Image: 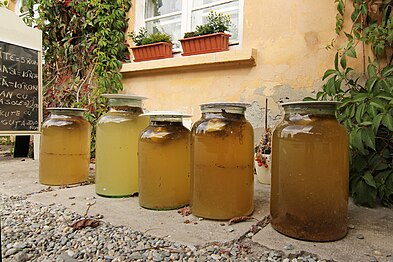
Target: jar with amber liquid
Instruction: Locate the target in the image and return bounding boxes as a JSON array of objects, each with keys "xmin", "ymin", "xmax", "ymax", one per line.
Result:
[
  {"xmin": 95, "ymin": 94, "xmax": 149, "ymax": 197},
  {"xmin": 191, "ymin": 102, "xmax": 254, "ymax": 220},
  {"xmin": 39, "ymin": 108, "xmax": 91, "ymax": 185},
  {"xmin": 270, "ymin": 101, "xmax": 349, "ymax": 241},
  {"xmin": 139, "ymin": 111, "xmax": 192, "ymax": 210}
]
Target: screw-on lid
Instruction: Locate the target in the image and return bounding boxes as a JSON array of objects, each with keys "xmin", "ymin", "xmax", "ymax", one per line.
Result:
[
  {"xmin": 101, "ymin": 94, "xmax": 147, "ymax": 100},
  {"xmin": 200, "ymin": 102, "xmax": 251, "ymax": 114},
  {"xmin": 280, "ymin": 101, "xmax": 341, "ymax": 107},
  {"xmin": 101, "ymin": 94, "xmax": 147, "ymax": 107},
  {"xmin": 46, "ymin": 107, "xmax": 86, "ymax": 116},
  {"xmin": 141, "ymin": 111, "xmax": 192, "ymax": 122}
]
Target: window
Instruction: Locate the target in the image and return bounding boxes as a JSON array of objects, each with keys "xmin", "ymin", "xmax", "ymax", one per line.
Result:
[{"xmin": 136, "ymin": 0, "xmax": 243, "ymax": 49}]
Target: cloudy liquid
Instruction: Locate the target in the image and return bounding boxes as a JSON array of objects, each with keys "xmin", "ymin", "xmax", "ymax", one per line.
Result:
[
  {"xmin": 139, "ymin": 123, "xmax": 190, "ymax": 210},
  {"xmin": 191, "ymin": 114, "xmax": 254, "ymax": 220},
  {"xmin": 95, "ymin": 112, "xmax": 148, "ymax": 197},
  {"xmin": 39, "ymin": 117, "xmax": 90, "ymax": 185},
  {"xmin": 271, "ymin": 115, "xmax": 349, "ymax": 241}
]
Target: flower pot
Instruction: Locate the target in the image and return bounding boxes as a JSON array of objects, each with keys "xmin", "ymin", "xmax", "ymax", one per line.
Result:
[
  {"xmin": 179, "ymin": 32, "xmax": 231, "ymax": 56},
  {"xmin": 255, "ymin": 154, "xmax": 271, "ymax": 185},
  {"xmin": 130, "ymin": 42, "xmax": 173, "ymax": 62}
]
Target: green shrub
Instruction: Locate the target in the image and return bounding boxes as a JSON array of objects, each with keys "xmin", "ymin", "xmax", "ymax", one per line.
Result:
[
  {"xmin": 306, "ymin": 0, "xmax": 393, "ymax": 207},
  {"xmin": 184, "ymin": 11, "xmax": 231, "ymax": 38},
  {"xmin": 130, "ymin": 28, "xmax": 172, "ymax": 46}
]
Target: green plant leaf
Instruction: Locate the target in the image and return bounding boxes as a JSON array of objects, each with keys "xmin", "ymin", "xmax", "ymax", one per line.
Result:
[
  {"xmin": 370, "ymin": 98, "xmax": 386, "ymax": 110},
  {"xmin": 340, "ymin": 54, "xmax": 347, "ymax": 69},
  {"xmin": 350, "ymin": 128, "xmax": 364, "ymax": 152},
  {"xmin": 334, "ymin": 52, "xmax": 339, "ymax": 71},
  {"xmin": 351, "ymin": 93, "xmax": 369, "ymax": 102},
  {"xmin": 346, "ymin": 46, "xmax": 357, "ymax": 58},
  {"xmin": 363, "ymin": 171, "xmax": 377, "ymax": 188},
  {"xmin": 355, "ymin": 103, "xmax": 366, "ymax": 123},
  {"xmin": 367, "ymin": 63, "xmax": 378, "ymax": 78},
  {"xmin": 373, "ymin": 113, "xmax": 384, "ymax": 133},
  {"xmin": 351, "ymin": 175, "xmax": 377, "ymax": 207},
  {"xmin": 381, "ymin": 65, "xmax": 393, "ymax": 77},
  {"xmin": 382, "ymin": 113, "xmax": 393, "ymax": 131},
  {"xmin": 365, "ymin": 77, "xmax": 378, "ymax": 91},
  {"xmin": 361, "ymin": 127, "xmax": 376, "ymax": 151},
  {"xmin": 322, "ymin": 69, "xmax": 338, "ymax": 80}
]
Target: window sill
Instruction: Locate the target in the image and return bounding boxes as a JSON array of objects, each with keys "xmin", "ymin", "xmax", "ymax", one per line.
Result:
[{"xmin": 120, "ymin": 48, "xmax": 257, "ymax": 75}]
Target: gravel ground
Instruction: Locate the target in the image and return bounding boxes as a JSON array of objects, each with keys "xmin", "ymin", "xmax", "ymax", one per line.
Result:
[{"xmin": 1, "ymin": 194, "xmax": 329, "ymax": 261}]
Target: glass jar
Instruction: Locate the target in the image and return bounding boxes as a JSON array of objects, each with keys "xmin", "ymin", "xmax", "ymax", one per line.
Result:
[
  {"xmin": 270, "ymin": 101, "xmax": 349, "ymax": 241},
  {"xmin": 191, "ymin": 102, "xmax": 254, "ymax": 220},
  {"xmin": 95, "ymin": 94, "xmax": 149, "ymax": 197},
  {"xmin": 138, "ymin": 111, "xmax": 192, "ymax": 210},
  {"xmin": 39, "ymin": 108, "xmax": 91, "ymax": 185}
]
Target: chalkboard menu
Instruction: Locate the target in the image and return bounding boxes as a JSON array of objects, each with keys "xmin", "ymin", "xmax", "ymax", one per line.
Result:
[{"xmin": 0, "ymin": 41, "xmax": 40, "ymax": 132}]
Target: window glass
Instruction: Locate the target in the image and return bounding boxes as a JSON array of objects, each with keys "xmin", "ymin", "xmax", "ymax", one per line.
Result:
[
  {"xmin": 191, "ymin": 1, "xmax": 239, "ymax": 41},
  {"xmin": 192, "ymin": 0, "xmax": 226, "ymax": 8},
  {"xmin": 142, "ymin": 0, "xmax": 241, "ymax": 49},
  {"xmin": 145, "ymin": 0, "xmax": 182, "ymax": 18},
  {"xmin": 145, "ymin": 15, "xmax": 182, "ymax": 48}
]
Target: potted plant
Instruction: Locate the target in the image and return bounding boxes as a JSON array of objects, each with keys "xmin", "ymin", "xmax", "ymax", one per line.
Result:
[
  {"xmin": 255, "ymin": 99, "xmax": 272, "ymax": 185},
  {"xmin": 129, "ymin": 28, "xmax": 173, "ymax": 62},
  {"xmin": 179, "ymin": 11, "xmax": 231, "ymax": 56}
]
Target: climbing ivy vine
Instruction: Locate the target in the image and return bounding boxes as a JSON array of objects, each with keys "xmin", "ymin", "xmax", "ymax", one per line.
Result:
[
  {"xmin": 307, "ymin": 0, "xmax": 393, "ymax": 207},
  {"xmin": 23, "ymin": 0, "xmax": 132, "ymax": 157}
]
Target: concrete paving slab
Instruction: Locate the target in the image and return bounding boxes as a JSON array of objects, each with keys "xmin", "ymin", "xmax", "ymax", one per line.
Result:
[{"xmin": 0, "ymin": 158, "xmax": 46, "ymax": 195}]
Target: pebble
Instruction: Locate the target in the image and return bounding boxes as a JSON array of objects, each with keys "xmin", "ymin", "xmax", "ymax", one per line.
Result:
[
  {"xmin": 211, "ymin": 254, "xmax": 221, "ymax": 260},
  {"xmin": 374, "ymin": 250, "xmax": 382, "ymax": 256},
  {"xmin": 348, "ymin": 224, "xmax": 355, "ymax": 229},
  {"xmin": 356, "ymin": 234, "xmax": 365, "ymax": 239},
  {"xmin": 284, "ymin": 244, "xmax": 294, "ymax": 250},
  {"xmin": 228, "ymin": 227, "xmax": 235, "ymax": 232},
  {"xmin": 5, "ymin": 248, "xmax": 18, "ymax": 257},
  {"xmin": 13, "ymin": 251, "xmax": 29, "ymax": 262}
]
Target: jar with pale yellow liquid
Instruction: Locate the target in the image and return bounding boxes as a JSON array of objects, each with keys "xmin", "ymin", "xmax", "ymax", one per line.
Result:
[
  {"xmin": 138, "ymin": 111, "xmax": 192, "ymax": 210},
  {"xmin": 270, "ymin": 101, "xmax": 349, "ymax": 241},
  {"xmin": 95, "ymin": 94, "xmax": 149, "ymax": 197},
  {"xmin": 191, "ymin": 102, "xmax": 254, "ymax": 220},
  {"xmin": 39, "ymin": 108, "xmax": 91, "ymax": 185}
]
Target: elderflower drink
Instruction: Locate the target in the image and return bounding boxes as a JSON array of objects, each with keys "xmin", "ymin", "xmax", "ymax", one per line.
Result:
[
  {"xmin": 95, "ymin": 94, "xmax": 149, "ymax": 197},
  {"xmin": 39, "ymin": 108, "xmax": 91, "ymax": 185},
  {"xmin": 138, "ymin": 112, "xmax": 192, "ymax": 210},
  {"xmin": 191, "ymin": 102, "xmax": 254, "ymax": 220},
  {"xmin": 270, "ymin": 101, "xmax": 349, "ymax": 241}
]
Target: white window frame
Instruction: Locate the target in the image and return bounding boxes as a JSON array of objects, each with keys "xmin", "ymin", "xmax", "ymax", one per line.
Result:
[{"xmin": 134, "ymin": 0, "xmax": 244, "ymax": 51}]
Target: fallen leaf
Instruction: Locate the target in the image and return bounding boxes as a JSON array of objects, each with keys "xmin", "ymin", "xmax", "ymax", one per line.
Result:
[
  {"xmin": 177, "ymin": 206, "xmax": 191, "ymax": 216},
  {"xmin": 69, "ymin": 218, "xmax": 100, "ymax": 230},
  {"xmin": 228, "ymin": 216, "xmax": 255, "ymax": 225}
]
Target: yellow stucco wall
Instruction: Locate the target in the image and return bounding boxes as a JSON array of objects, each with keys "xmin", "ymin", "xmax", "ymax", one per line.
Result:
[{"xmin": 122, "ymin": 1, "xmax": 362, "ymax": 140}]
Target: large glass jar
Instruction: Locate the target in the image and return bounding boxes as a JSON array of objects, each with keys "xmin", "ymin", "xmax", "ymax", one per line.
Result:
[
  {"xmin": 95, "ymin": 94, "xmax": 149, "ymax": 197},
  {"xmin": 270, "ymin": 101, "xmax": 349, "ymax": 241},
  {"xmin": 191, "ymin": 102, "xmax": 254, "ymax": 220},
  {"xmin": 138, "ymin": 111, "xmax": 192, "ymax": 210},
  {"xmin": 39, "ymin": 108, "xmax": 91, "ymax": 185}
]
